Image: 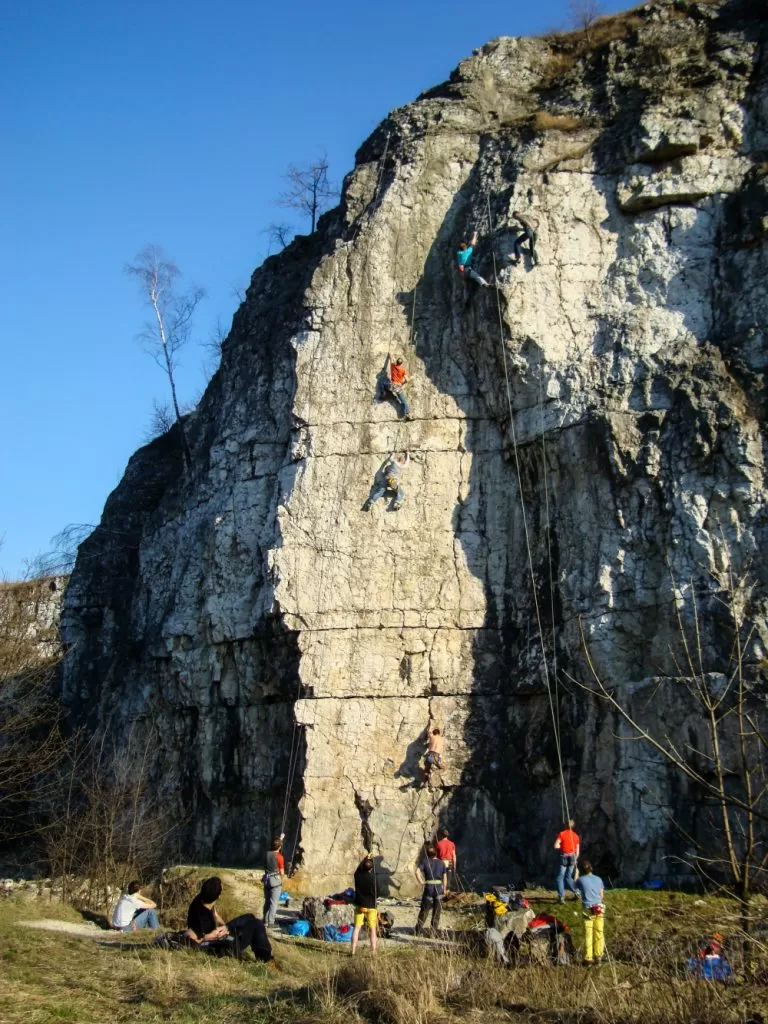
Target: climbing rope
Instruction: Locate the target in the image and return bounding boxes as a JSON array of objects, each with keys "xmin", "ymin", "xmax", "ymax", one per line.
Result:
[
  {"xmin": 539, "ymin": 369, "xmax": 565, "ymax": 823},
  {"xmin": 485, "ymin": 189, "xmax": 570, "ymax": 824},
  {"xmin": 279, "ymin": 134, "xmax": 396, "ymax": 845}
]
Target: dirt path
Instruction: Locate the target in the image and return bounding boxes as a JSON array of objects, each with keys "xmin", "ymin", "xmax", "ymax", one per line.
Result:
[{"xmin": 19, "ymin": 919, "xmax": 122, "ymax": 939}]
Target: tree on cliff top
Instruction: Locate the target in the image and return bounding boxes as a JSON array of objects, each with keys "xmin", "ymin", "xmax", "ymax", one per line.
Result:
[
  {"xmin": 126, "ymin": 246, "xmax": 204, "ymax": 469},
  {"xmin": 277, "ymin": 156, "xmax": 338, "ymax": 233}
]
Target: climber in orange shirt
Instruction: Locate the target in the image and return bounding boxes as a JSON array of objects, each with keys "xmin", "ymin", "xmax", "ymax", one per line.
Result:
[{"xmin": 385, "ymin": 352, "xmax": 411, "ymax": 419}]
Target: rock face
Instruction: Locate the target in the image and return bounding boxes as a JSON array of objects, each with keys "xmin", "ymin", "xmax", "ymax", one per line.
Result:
[{"xmin": 62, "ymin": 0, "xmax": 768, "ymax": 892}]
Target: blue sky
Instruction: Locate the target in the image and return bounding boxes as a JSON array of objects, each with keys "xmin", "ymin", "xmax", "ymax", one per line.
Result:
[{"xmin": 0, "ymin": 0, "xmax": 628, "ymax": 579}]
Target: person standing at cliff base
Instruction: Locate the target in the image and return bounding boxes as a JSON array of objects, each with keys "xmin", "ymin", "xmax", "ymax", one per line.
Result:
[
  {"xmin": 263, "ymin": 834, "xmax": 285, "ymax": 928},
  {"xmin": 456, "ymin": 232, "xmax": 490, "ymax": 288},
  {"xmin": 510, "ymin": 211, "xmax": 539, "ymax": 267},
  {"xmin": 385, "ymin": 353, "xmax": 411, "ymax": 419},
  {"xmin": 554, "ymin": 819, "xmax": 580, "ymax": 902},
  {"xmin": 435, "ymin": 827, "xmax": 457, "ymax": 893},
  {"xmin": 351, "ymin": 854, "xmax": 378, "ymax": 956},
  {"xmin": 111, "ymin": 881, "xmax": 160, "ymax": 931},
  {"xmin": 414, "ymin": 844, "xmax": 447, "ymax": 937},
  {"xmin": 576, "ymin": 861, "xmax": 605, "ymax": 965}
]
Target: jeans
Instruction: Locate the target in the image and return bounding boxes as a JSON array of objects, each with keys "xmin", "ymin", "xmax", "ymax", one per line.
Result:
[
  {"xmin": 582, "ymin": 907, "xmax": 605, "ymax": 961},
  {"xmin": 556, "ymin": 855, "xmax": 578, "ymax": 899},
  {"xmin": 263, "ymin": 882, "xmax": 281, "ymax": 926},
  {"xmin": 385, "ymin": 382, "xmax": 410, "ymax": 418},
  {"xmin": 367, "ymin": 482, "xmax": 404, "ymax": 508},
  {"xmin": 513, "ymin": 229, "xmax": 537, "ymax": 263},
  {"xmin": 122, "ymin": 907, "xmax": 159, "ymax": 931},
  {"xmin": 414, "ymin": 888, "xmax": 442, "ymax": 934},
  {"xmin": 462, "ymin": 266, "xmax": 489, "ymax": 287}
]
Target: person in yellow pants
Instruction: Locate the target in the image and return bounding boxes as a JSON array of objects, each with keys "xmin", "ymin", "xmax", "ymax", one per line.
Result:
[
  {"xmin": 575, "ymin": 861, "xmax": 605, "ymax": 964},
  {"xmin": 351, "ymin": 855, "xmax": 378, "ymax": 956}
]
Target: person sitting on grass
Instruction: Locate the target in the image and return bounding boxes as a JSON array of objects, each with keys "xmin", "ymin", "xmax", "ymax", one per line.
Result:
[
  {"xmin": 186, "ymin": 876, "xmax": 274, "ymax": 965},
  {"xmin": 351, "ymin": 854, "xmax": 378, "ymax": 956},
  {"xmin": 111, "ymin": 881, "xmax": 160, "ymax": 931}
]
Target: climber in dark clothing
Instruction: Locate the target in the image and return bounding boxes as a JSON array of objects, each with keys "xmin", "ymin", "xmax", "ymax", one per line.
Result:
[
  {"xmin": 456, "ymin": 231, "xmax": 490, "ymax": 287},
  {"xmin": 414, "ymin": 844, "xmax": 447, "ymax": 936},
  {"xmin": 510, "ymin": 211, "xmax": 539, "ymax": 266},
  {"xmin": 351, "ymin": 855, "xmax": 378, "ymax": 955},
  {"xmin": 362, "ymin": 452, "xmax": 409, "ymax": 511}
]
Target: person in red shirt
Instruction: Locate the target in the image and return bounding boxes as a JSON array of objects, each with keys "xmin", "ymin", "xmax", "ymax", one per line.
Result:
[
  {"xmin": 384, "ymin": 352, "xmax": 411, "ymax": 419},
  {"xmin": 263, "ymin": 834, "xmax": 285, "ymax": 927},
  {"xmin": 554, "ymin": 819, "xmax": 580, "ymax": 903},
  {"xmin": 435, "ymin": 827, "xmax": 457, "ymax": 894}
]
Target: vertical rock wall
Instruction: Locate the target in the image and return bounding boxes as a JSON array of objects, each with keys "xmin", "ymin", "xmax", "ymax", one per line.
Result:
[{"xmin": 62, "ymin": 0, "xmax": 767, "ymax": 890}]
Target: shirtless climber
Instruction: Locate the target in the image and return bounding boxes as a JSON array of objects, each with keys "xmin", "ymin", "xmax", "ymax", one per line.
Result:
[
  {"xmin": 362, "ymin": 452, "xmax": 409, "ymax": 512},
  {"xmin": 424, "ymin": 718, "xmax": 445, "ymax": 780},
  {"xmin": 385, "ymin": 352, "xmax": 411, "ymax": 419},
  {"xmin": 510, "ymin": 211, "xmax": 539, "ymax": 267},
  {"xmin": 456, "ymin": 232, "xmax": 491, "ymax": 288}
]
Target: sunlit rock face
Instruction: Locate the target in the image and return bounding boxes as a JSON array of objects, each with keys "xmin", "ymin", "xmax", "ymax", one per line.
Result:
[{"xmin": 62, "ymin": 0, "xmax": 767, "ymax": 891}]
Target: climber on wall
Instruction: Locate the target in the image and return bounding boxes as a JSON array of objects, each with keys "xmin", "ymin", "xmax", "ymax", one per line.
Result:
[
  {"xmin": 510, "ymin": 211, "xmax": 539, "ymax": 267},
  {"xmin": 456, "ymin": 231, "xmax": 491, "ymax": 288},
  {"xmin": 424, "ymin": 717, "xmax": 445, "ymax": 781},
  {"xmin": 362, "ymin": 452, "xmax": 409, "ymax": 512},
  {"xmin": 384, "ymin": 352, "xmax": 411, "ymax": 419}
]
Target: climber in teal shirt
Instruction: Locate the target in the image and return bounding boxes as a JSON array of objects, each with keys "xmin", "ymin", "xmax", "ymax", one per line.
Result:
[{"xmin": 456, "ymin": 232, "xmax": 490, "ymax": 288}]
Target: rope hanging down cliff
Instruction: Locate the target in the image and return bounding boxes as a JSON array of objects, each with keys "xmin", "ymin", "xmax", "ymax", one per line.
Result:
[
  {"xmin": 280, "ymin": 135, "xmax": 396, "ymax": 846},
  {"xmin": 485, "ymin": 190, "xmax": 570, "ymax": 823}
]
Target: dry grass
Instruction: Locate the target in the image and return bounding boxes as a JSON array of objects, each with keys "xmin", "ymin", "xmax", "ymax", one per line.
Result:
[
  {"xmin": 0, "ymin": 889, "xmax": 766, "ymax": 1024},
  {"xmin": 532, "ymin": 111, "xmax": 586, "ymax": 133}
]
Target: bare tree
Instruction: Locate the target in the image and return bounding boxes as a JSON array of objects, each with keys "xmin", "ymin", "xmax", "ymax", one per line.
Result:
[
  {"xmin": 277, "ymin": 157, "xmax": 337, "ymax": 233},
  {"xmin": 125, "ymin": 245, "xmax": 204, "ymax": 469},
  {"xmin": 23, "ymin": 524, "xmax": 94, "ymax": 578},
  {"xmin": 0, "ymin": 555, "xmax": 67, "ymax": 844},
  {"xmin": 568, "ymin": 0, "xmax": 602, "ymax": 43},
  {"xmin": 264, "ymin": 222, "xmax": 296, "ymax": 252},
  {"xmin": 576, "ymin": 552, "xmax": 768, "ymax": 901}
]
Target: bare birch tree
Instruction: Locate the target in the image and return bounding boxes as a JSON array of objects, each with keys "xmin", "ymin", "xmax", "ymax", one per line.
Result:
[
  {"xmin": 576, "ymin": 553, "xmax": 768, "ymax": 901},
  {"xmin": 126, "ymin": 246, "xmax": 204, "ymax": 469},
  {"xmin": 277, "ymin": 156, "xmax": 337, "ymax": 233}
]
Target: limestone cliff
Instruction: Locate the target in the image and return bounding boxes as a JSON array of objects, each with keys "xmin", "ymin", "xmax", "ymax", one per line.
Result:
[{"xmin": 62, "ymin": 0, "xmax": 768, "ymax": 892}]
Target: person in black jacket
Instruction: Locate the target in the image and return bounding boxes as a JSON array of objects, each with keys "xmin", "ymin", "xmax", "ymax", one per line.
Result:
[
  {"xmin": 186, "ymin": 876, "xmax": 273, "ymax": 963},
  {"xmin": 351, "ymin": 855, "xmax": 378, "ymax": 955}
]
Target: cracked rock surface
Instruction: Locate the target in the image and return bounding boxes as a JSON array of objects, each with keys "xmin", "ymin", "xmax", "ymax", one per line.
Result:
[{"xmin": 62, "ymin": 0, "xmax": 767, "ymax": 892}]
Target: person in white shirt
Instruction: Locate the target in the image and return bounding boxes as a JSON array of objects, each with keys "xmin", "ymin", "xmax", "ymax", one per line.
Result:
[{"xmin": 111, "ymin": 881, "xmax": 160, "ymax": 931}]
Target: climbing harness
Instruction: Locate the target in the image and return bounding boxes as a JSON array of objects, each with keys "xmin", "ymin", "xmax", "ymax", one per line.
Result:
[{"xmin": 485, "ymin": 189, "xmax": 571, "ymax": 824}]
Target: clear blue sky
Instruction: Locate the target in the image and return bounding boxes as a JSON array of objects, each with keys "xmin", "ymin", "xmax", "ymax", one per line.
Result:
[{"xmin": 0, "ymin": 0, "xmax": 628, "ymax": 579}]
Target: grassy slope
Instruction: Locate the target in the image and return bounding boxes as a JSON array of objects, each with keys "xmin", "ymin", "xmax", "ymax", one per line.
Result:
[{"xmin": 0, "ymin": 888, "xmax": 766, "ymax": 1024}]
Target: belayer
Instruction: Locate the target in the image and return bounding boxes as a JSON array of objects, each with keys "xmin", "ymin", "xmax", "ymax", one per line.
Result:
[
  {"xmin": 362, "ymin": 452, "xmax": 409, "ymax": 512},
  {"xmin": 456, "ymin": 231, "xmax": 491, "ymax": 288},
  {"xmin": 510, "ymin": 211, "xmax": 539, "ymax": 267}
]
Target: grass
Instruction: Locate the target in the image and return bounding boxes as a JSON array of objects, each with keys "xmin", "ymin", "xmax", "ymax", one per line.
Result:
[{"xmin": 0, "ymin": 887, "xmax": 766, "ymax": 1024}]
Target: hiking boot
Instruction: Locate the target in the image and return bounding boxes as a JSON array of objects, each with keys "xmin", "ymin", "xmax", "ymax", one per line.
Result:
[
  {"xmin": 265, "ymin": 957, "xmax": 282, "ymax": 973},
  {"xmin": 362, "ymin": 500, "xmax": 372, "ymax": 512},
  {"xmin": 583, "ymin": 959, "xmax": 593, "ymax": 968}
]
